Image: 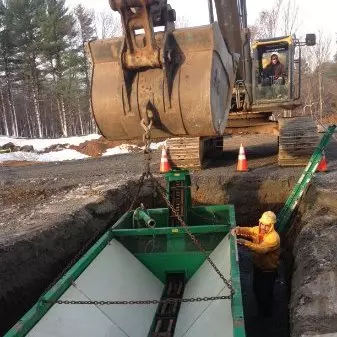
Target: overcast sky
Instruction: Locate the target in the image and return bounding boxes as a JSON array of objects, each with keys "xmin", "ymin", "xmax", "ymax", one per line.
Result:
[{"xmin": 66, "ymin": 0, "xmax": 336, "ymax": 57}]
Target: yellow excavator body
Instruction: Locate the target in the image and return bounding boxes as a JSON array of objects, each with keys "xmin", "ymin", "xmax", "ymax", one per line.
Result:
[
  {"xmin": 85, "ymin": 23, "xmax": 236, "ymax": 141},
  {"xmin": 84, "ymin": 0, "xmax": 318, "ymax": 169}
]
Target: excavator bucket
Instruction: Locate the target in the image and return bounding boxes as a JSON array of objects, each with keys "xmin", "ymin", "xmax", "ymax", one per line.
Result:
[{"xmin": 85, "ymin": 23, "xmax": 236, "ymax": 141}]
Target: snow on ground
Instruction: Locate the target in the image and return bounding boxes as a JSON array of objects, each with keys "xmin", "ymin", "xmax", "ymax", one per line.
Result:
[
  {"xmin": 0, "ymin": 135, "xmax": 166, "ymax": 163},
  {"xmin": 102, "ymin": 144, "xmax": 140, "ymax": 156},
  {"xmin": 0, "ymin": 134, "xmax": 101, "ymax": 152},
  {"xmin": 0, "ymin": 149, "xmax": 90, "ymax": 162}
]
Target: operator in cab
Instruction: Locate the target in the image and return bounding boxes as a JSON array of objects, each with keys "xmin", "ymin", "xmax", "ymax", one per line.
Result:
[
  {"xmin": 231, "ymin": 211, "xmax": 280, "ymax": 317},
  {"xmin": 262, "ymin": 52, "xmax": 287, "ymax": 87}
]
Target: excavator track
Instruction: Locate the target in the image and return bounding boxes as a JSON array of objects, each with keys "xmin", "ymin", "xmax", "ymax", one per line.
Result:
[
  {"xmin": 278, "ymin": 116, "xmax": 319, "ymax": 166},
  {"xmin": 166, "ymin": 137, "xmax": 223, "ymax": 169}
]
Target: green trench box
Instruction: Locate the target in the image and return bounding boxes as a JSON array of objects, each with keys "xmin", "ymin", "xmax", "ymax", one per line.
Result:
[{"xmin": 5, "ymin": 170, "xmax": 246, "ymax": 337}]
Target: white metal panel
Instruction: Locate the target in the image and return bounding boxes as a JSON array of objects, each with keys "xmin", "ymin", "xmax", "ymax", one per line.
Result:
[
  {"xmin": 74, "ymin": 239, "xmax": 164, "ymax": 337},
  {"xmin": 174, "ymin": 234, "xmax": 233, "ymax": 337},
  {"xmin": 28, "ymin": 239, "xmax": 164, "ymax": 337},
  {"xmin": 27, "ymin": 285, "xmax": 127, "ymax": 337}
]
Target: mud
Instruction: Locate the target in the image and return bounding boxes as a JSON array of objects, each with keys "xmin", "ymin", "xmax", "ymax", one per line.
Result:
[{"xmin": 285, "ymin": 180, "xmax": 337, "ymax": 337}]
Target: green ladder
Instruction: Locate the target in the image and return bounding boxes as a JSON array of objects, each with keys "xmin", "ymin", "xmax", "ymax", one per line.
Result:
[{"xmin": 276, "ymin": 124, "xmax": 336, "ymax": 233}]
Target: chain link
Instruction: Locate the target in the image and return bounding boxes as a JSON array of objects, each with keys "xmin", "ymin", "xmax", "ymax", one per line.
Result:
[
  {"xmin": 43, "ymin": 295, "xmax": 231, "ymax": 306},
  {"xmin": 127, "ymin": 118, "xmax": 153, "ymax": 211},
  {"xmin": 140, "ymin": 118, "xmax": 153, "ymax": 177}
]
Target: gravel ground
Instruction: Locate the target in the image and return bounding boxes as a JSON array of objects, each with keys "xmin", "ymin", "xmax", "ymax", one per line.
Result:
[{"xmin": 1, "ymin": 133, "xmax": 337, "ymax": 337}]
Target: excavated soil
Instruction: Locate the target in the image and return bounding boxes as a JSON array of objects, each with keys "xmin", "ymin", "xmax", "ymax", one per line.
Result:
[
  {"xmin": 0, "ymin": 172, "xmax": 296, "ymax": 336},
  {"xmin": 285, "ymin": 181, "xmax": 337, "ymax": 337},
  {"xmin": 1, "ymin": 134, "xmax": 337, "ymax": 336}
]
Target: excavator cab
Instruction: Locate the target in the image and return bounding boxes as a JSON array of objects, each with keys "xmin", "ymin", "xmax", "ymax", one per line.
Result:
[
  {"xmin": 253, "ymin": 37, "xmax": 291, "ymax": 102},
  {"xmin": 251, "ymin": 34, "xmax": 316, "ymax": 108}
]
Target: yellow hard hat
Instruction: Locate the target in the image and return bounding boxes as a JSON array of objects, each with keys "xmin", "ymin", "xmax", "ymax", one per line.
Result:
[{"xmin": 259, "ymin": 211, "xmax": 277, "ymax": 225}]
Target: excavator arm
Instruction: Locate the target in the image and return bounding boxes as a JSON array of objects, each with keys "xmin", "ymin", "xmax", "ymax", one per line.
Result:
[
  {"xmin": 85, "ymin": 0, "xmax": 318, "ymax": 169},
  {"xmin": 85, "ymin": 0, "xmax": 238, "ymax": 141}
]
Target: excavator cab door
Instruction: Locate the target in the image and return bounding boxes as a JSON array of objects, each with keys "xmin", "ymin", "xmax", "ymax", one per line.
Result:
[{"xmin": 252, "ymin": 36, "xmax": 295, "ymax": 104}]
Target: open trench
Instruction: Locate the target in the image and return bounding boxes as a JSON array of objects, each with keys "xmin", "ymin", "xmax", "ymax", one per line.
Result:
[{"xmin": 1, "ymin": 172, "xmax": 337, "ymax": 337}]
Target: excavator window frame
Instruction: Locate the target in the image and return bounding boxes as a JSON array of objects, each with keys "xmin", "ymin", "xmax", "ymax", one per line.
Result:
[{"xmin": 251, "ymin": 37, "xmax": 296, "ymax": 104}]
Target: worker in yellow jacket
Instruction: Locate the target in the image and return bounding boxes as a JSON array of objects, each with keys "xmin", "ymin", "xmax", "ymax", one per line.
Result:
[{"xmin": 231, "ymin": 211, "xmax": 280, "ymax": 317}]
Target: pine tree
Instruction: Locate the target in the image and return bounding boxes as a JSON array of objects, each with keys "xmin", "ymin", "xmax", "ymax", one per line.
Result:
[
  {"xmin": 39, "ymin": 0, "xmax": 76, "ymax": 137},
  {"xmin": 6, "ymin": 0, "xmax": 45, "ymax": 137},
  {"xmin": 73, "ymin": 4, "xmax": 96, "ymax": 134},
  {"xmin": 0, "ymin": 1, "xmax": 19, "ymax": 136}
]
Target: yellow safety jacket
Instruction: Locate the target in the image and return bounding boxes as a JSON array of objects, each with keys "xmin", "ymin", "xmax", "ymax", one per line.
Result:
[{"xmin": 237, "ymin": 223, "xmax": 280, "ymax": 271}]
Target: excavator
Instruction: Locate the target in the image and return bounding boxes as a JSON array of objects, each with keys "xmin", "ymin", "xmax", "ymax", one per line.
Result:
[{"xmin": 85, "ymin": 0, "xmax": 318, "ymax": 169}]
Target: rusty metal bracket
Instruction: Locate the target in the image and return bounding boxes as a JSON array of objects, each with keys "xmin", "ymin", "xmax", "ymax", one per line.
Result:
[{"xmin": 110, "ymin": 0, "xmax": 175, "ymax": 70}]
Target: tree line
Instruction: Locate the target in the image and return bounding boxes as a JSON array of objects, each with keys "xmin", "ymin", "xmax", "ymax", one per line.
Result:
[{"xmin": 0, "ymin": 0, "xmax": 121, "ymax": 138}]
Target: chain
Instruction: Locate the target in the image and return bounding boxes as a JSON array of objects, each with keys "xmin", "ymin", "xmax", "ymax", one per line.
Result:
[
  {"xmin": 140, "ymin": 118, "xmax": 153, "ymax": 177},
  {"xmin": 44, "ymin": 119, "xmax": 234, "ymax": 307},
  {"xmin": 127, "ymin": 118, "xmax": 153, "ymax": 211},
  {"xmin": 43, "ymin": 295, "xmax": 231, "ymax": 306},
  {"xmin": 150, "ymin": 174, "xmax": 235, "ymax": 296}
]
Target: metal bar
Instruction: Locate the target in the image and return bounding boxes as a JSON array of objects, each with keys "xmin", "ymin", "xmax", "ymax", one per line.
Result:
[
  {"xmin": 112, "ymin": 224, "xmax": 229, "ymax": 236},
  {"xmin": 208, "ymin": 0, "xmax": 214, "ymax": 23},
  {"xmin": 276, "ymin": 124, "xmax": 337, "ymax": 232},
  {"xmin": 229, "ymin": 205, "xmax": 246, "ymax": 337}
]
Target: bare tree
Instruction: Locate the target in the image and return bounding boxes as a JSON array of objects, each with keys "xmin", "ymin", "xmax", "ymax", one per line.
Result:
[
  {"xmin": 313, "ymin": 32, "xmax": 332, "ymax": 119},
  {"xmin": 252, "ymin": 0, "xmax": 300, "ymax": 39},
  {"xmin": 256, "ymin": 0, "xmax": 283, "ymax": 38},
  {"xmin": 175, "ymin": 16, "xmax": 190, "ymax": 29},
  {"xmin": 95, "ymin": 11, "xmax": 122, "ymax": 39},
  {"xmin": 301, "ymin": 31, "xmax": 333, "ymax": 119},
  {"xmin": 282, "ymin": 0, "xmax": 300, "ymax": 36}
]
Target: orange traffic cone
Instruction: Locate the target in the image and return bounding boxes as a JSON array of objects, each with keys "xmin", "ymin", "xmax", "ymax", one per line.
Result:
[
  {"xmin": 316, "ymin": 151, "xmax": 328, "ymax": 172},
  {"xmin": 236, "ymin": 143, "xmax": 249, "ymax": 172},
  {"xmin": 160, "ymin": 146, "xmax": 171, "ymax": 173}
]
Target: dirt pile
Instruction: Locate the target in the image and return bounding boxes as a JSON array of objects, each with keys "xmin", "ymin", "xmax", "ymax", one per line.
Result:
[{"xmin": 69, "ymin": 136, "xmax": 144, "ymax": 157}]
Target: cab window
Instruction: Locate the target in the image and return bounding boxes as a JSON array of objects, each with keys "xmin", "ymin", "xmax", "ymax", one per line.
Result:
[{"xmin": 254, "ymin": 43, "xmax": 290, "ymax": 101}]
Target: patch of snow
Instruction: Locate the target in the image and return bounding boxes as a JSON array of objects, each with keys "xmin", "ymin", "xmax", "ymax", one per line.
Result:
[
  {"xmin": 0, "ymin": 149, "xmax": 89, "ymax": 163},
  {"xmin": 102, "ymin": 144, "xmax": 141, "ymax": 156},
  {"xmin": 0, "ymin": 135, "xmax": 166, "ymax": 163},
  {"xmin": 149, "ymin": 141, "xmax": 166, "ymax": 150},
  {"xmin": 102, "ymin": 141, "xmax": 166, "ymax": 156},
  {"xmin": 0, "ymin": 134, "xmax": 101, "ymax": 151}
]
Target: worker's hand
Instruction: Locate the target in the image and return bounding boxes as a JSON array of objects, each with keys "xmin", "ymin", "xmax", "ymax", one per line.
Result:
[
  {"xmin": 231, "ymin": 227, "xmax": 239, "ymax": 236},
  {"xmin": 236, "ymin": 238, "xmax": 246, "ymax": 246}
]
